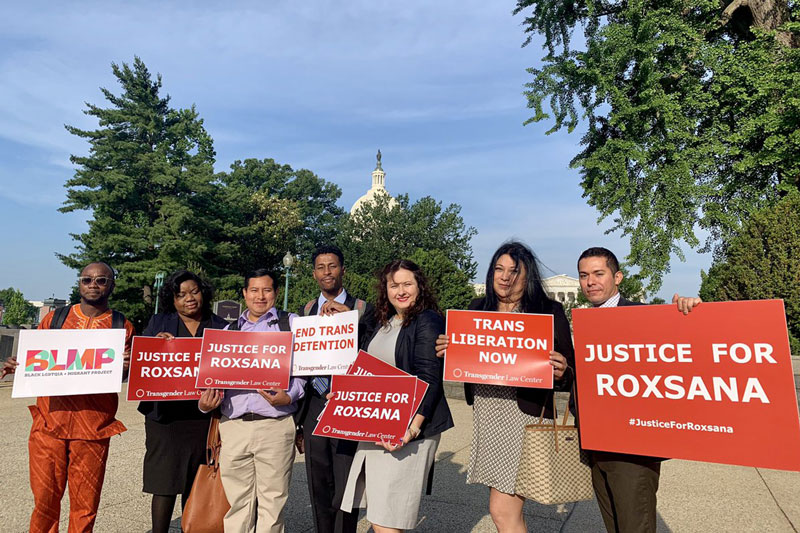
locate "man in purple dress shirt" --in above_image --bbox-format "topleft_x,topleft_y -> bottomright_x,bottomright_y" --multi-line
199,268 -> 305,533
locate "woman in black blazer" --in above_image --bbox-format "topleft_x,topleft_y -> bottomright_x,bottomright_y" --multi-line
340,260 -> 454,533
138,270 -> 229,533
436,241 -> 575,533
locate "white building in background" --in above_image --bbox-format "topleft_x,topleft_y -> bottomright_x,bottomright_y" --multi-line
29,298 -> 67,325
472,275 -> 582,305
350,149 -> 398,215
542,274 -> 581,305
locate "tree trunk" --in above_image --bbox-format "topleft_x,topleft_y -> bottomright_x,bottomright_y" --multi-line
722,0 -> 797,47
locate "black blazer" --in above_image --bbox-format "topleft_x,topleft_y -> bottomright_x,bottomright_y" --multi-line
142,312 -> 230,338
137,312 -> 229,422
362,309 -> 455,439
617,296 -> 643,308
463,297 -> 575,419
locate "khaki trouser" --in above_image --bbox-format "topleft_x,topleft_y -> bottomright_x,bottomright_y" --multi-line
218,415 -> 296,533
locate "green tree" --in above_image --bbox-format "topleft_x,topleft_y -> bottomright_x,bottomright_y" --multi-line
214,158 -> 343,292
515,0 -> 800,290
1,289 -> 37,326
700,191 -> 800,353
337,193 -> 478,281
618,267 -> 647,303
284,259 -> 319,313
0,288 -> 16,306
565,263 -> 645,327
409,248 -> 477,312
284,259 -> 378,314
59,57 -> 222,327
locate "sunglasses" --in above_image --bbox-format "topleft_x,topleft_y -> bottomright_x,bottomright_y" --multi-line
78,276 -> 112,287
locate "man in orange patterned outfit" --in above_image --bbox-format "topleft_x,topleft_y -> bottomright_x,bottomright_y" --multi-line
2,262 -> 135,533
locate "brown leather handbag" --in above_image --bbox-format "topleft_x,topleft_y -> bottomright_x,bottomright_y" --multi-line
182,413 -> 230,533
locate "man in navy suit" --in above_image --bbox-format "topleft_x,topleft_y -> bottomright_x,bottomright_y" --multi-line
577,247 -> 700,533
296,245 -> 376,533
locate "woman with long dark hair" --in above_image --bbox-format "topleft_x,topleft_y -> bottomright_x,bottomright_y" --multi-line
436,241 -> 574,533
340,260 -> 454,533
138,269 -> 229,533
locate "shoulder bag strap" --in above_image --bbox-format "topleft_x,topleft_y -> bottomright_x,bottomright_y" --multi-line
278,311 -> 291,332
111,310 -> 125,329
206,412 -> 222,472
50,305 -> 72,329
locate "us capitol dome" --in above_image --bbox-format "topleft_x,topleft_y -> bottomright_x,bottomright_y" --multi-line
350,149 -> 398,215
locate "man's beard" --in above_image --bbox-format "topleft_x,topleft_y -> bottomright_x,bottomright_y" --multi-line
81,293 -> 109,305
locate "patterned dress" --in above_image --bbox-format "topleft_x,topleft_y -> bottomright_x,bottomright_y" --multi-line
466,306 -> 552,494
466,384 -> 543,493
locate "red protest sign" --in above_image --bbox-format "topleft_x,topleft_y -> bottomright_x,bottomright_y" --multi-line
196,329 -> 293,390
572,299 -> 800,471
346,350 -> 429,420
348,349 -> 405,377
127,337 -> 203,401
444,310 -> 554,389
313,374 -> 418,445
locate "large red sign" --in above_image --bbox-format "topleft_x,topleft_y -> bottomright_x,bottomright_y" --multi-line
127,337 -> 203,401
196,329 -> 293,390
347,350 -> 429,417
313,374 -> 420,445
572,300 -> 800,471
444,310 -> 554,389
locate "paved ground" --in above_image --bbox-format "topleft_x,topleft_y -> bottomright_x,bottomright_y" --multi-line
2,380 -> 799,532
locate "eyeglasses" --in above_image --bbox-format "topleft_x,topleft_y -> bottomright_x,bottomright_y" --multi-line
78,276 -> 112,287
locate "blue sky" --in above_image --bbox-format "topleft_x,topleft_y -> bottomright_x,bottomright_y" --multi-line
0,1 -> 711,302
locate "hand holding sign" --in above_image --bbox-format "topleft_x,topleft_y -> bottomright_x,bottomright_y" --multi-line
199,388 -> 223,411
550,351 -> 569,380
319,300 -> 351,316
672,293 -> 702,315
1,356 -> 18,379
257,388 -> 292,407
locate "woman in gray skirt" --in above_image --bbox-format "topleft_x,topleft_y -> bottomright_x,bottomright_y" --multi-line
435,241 -> 574,533
340,259 -> 454,532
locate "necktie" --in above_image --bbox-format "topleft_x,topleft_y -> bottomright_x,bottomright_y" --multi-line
312,376 -> 330,395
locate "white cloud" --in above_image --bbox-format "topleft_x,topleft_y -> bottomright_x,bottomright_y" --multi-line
0,1 -> 709,301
